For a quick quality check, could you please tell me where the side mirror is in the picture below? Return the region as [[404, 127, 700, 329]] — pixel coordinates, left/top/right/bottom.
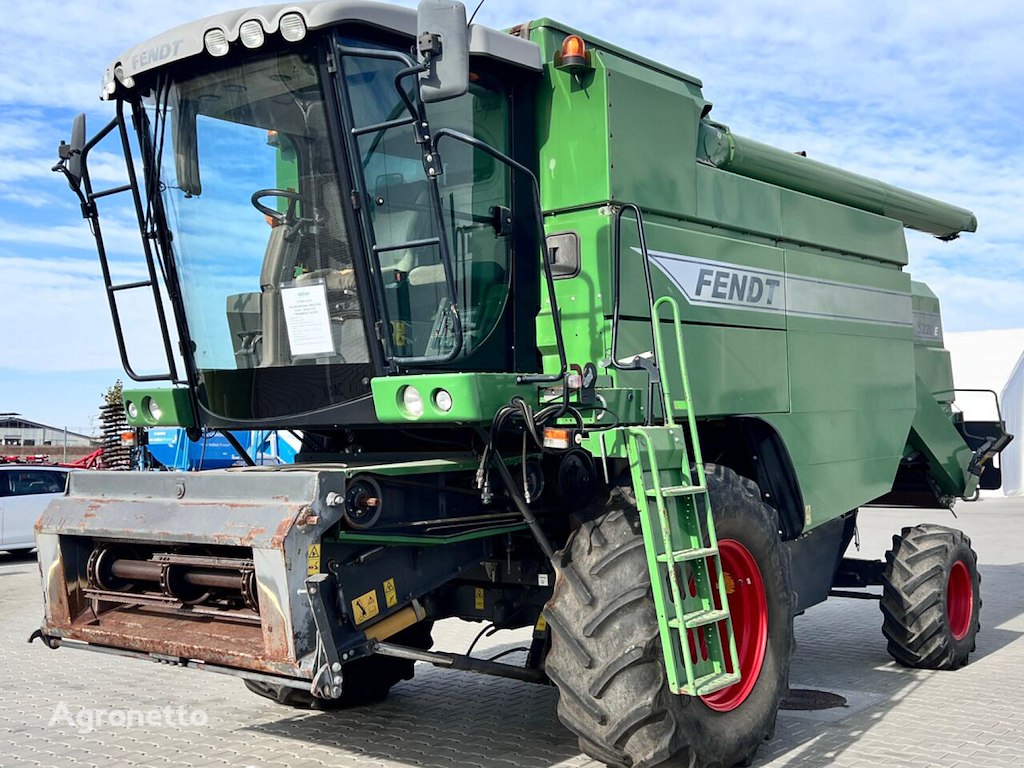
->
[[416, 0, 469, 103], [60, 112, 87, 185]]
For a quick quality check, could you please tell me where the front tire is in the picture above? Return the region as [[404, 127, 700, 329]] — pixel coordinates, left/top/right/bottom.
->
[[881, 524, 980, 670], [545, 464, 793, 768], [244, 620, 434, 710]]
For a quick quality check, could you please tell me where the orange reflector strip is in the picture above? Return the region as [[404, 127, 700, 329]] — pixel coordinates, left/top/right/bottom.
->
[[543, 428, 571, 449]]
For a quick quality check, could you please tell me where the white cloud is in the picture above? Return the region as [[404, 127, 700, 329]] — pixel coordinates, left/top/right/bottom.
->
[[0, 1, 247, 109], [0, 214, 141, 256], [0, 253, 175, 374]]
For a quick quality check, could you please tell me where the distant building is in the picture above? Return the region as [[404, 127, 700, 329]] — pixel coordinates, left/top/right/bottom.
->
[[0, 414, 95, 448]]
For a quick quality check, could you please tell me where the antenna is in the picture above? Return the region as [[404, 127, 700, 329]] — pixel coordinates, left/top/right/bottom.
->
[[468, 0, 486, 26]]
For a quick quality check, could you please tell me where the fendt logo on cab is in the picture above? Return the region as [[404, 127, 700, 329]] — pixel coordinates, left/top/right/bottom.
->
[[694, 268, 782, 307], [131, 39, 185, 71]]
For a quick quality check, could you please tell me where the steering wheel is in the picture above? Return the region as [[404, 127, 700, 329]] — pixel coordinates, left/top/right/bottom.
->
[[251, 188, 306, 226]]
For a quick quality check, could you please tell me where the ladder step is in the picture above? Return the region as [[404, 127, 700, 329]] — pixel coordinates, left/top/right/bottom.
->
[[669, 608, 730, 630], [655, 546, 718, 564], [671, 400, 690, 412], [645, 484, 704, 497], [687, 670, 742, 697], [110, 279, 154, 293]]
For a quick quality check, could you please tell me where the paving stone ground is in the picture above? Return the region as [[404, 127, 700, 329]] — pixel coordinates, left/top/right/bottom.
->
[[1, 498, 1022, 768]]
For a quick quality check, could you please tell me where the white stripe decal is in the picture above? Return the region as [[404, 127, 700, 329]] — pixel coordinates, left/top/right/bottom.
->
[[638, 248, 913, 328]]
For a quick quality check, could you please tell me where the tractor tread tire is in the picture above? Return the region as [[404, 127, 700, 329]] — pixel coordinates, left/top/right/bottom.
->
[[545, 464, 792, 768], [244, 621, 433, 710], [881, 524, 980, 670]]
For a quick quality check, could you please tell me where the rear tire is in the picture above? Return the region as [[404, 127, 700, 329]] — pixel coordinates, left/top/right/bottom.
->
[[545, 464, 793, 768], [881, 524, 980, 670], [244, 621, 434, 710]]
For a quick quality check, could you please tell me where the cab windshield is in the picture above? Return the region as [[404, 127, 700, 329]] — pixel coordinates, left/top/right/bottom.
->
[[144, 39, 511, 422]]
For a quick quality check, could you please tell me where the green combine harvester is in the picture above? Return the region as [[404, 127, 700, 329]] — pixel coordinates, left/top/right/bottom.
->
[[39, 2, 1012, 766]]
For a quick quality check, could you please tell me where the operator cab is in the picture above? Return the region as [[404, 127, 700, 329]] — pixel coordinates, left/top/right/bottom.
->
[[63, 2, 543, 428]]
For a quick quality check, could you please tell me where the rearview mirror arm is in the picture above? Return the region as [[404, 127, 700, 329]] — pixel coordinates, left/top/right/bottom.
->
[[53, 117, 120, 220]]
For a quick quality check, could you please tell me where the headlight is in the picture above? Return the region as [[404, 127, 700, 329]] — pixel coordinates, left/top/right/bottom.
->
[[239, 20, 265, 49], [279, 13, 307, 42], [125, 400, 138, 419], [204, 29, 230, 57], [113, 64, 134, 89], [433, 389, 453, 413], [143, 396, 163, 422], [400, 386, 423, 418]]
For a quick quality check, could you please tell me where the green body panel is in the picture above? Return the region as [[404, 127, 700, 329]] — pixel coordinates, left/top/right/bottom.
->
[[537, 202, 925, 529], [694, 165, 911, 265], [905, 283, 971, 494], [911, 281, 956, 402], [530, 19, 704, 217], [908, 376, 973, 496], [526, 21, 976, 530], [123, 387, 196, 428], [371, 373, 524, 423]]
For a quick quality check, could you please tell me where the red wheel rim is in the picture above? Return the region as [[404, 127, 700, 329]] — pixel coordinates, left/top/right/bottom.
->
[[701, 539, 768, 712], [946, 560, 973, 641]]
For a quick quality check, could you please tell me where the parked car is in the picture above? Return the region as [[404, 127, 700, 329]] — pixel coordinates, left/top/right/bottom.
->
[[0, 465, 69, 552]]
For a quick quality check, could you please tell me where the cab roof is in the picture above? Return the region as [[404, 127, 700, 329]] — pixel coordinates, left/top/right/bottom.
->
[[101, 0, 541, 99]]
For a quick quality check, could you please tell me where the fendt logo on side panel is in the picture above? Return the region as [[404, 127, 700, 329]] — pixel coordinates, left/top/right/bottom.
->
[[639, 249, 787, 314], [694, 268, 783, 308], [642, 247, 914, 328]]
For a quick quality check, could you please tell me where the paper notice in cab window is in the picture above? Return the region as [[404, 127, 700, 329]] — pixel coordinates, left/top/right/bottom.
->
[[281, 281, 335, 357]]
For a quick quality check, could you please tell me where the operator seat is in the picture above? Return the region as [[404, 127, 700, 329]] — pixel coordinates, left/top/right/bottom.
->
[[224, 222, 300, 369]]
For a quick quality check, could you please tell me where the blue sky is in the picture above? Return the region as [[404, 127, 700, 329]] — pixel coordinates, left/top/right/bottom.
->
[[1, 0, 1022, 431]]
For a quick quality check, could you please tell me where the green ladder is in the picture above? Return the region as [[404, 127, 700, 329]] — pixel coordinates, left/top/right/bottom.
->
[[625, 296, 741, 696]]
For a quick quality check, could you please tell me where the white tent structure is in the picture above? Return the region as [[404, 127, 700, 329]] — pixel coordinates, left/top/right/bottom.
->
[[1001, 350, 1024, 496], [945, 329, 1024, 497]]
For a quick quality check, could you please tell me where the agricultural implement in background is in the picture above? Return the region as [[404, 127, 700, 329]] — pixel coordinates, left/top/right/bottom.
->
[[37, 2, 1011, 766]]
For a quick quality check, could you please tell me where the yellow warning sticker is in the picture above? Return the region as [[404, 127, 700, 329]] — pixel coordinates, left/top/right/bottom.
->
[[534, 614, 547, 633], [351, 589, 380, 625], [307, 543, 321, 576], [383, 578, 398, 608], [392, 321, 407, 346], [474, 587, 485, 611]]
